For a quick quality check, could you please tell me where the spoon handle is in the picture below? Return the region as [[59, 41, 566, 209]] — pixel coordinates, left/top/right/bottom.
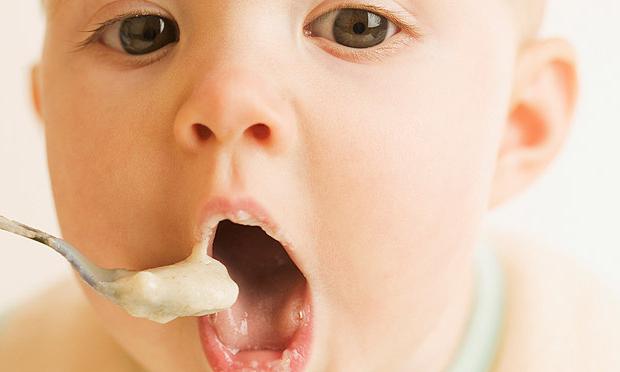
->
[[0, 214, 117, 286]]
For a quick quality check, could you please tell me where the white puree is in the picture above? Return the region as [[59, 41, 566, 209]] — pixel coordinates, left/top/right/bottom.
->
[[99, 239, 239, 324]]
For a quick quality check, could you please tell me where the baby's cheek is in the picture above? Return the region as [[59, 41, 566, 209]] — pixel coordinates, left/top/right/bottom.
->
[[302, 39, 508, 359], [42, 55, 194, 269]]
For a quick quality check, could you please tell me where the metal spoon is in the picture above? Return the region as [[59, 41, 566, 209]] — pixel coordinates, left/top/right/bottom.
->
[[0, 214, 238, 323], [0, 214, 131, 288]]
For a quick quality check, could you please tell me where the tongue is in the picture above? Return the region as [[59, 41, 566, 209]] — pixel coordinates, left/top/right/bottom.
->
[[210, 220, 306, 352], [209, 280, 306, 351]]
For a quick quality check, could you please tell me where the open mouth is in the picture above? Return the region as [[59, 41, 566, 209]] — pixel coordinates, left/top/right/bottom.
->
[[198, 219, 312, 372]]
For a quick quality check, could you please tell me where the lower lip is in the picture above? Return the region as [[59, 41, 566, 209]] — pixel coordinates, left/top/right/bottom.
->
[[197, 287, 313, 372]]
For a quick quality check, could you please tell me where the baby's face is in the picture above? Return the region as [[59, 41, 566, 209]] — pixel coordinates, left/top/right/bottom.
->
[[37, 0, 519, 370]]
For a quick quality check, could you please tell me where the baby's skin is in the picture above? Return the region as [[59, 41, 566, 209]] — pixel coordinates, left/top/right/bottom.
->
[[1, 0, 620, 371]]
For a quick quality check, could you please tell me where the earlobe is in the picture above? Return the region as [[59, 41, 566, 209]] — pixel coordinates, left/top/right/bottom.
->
[[489, 38, 579, 209], [30, 63, 43, 123]]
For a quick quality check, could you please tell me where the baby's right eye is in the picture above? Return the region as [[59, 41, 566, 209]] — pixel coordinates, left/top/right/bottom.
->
[[99, 15, 180, 55]]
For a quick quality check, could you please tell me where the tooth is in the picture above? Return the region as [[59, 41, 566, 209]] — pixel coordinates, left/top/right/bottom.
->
[[269, 351, 293, 371], [234, 210, 252, 223]]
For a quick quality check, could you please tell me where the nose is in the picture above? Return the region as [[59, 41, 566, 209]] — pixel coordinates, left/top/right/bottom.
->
[[173, 66, 296, 155]]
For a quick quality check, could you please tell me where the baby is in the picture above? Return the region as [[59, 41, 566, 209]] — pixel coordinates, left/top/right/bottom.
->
[[1, 0, 619, 371]]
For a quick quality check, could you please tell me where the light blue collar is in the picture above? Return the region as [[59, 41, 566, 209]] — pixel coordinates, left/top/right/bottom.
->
[[446, 238, 506, 372]]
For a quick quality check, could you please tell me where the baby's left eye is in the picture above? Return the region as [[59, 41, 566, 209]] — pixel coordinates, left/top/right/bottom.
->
[[99, 15, 180, 55], [305, 8, 398, 49]]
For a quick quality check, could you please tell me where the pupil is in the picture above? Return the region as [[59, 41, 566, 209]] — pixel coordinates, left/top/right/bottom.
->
[[353, 22, 366, 34], [143, 25, 159, 41]]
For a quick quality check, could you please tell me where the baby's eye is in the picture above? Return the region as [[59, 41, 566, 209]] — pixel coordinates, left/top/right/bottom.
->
[[305, 8, 399, 50], [99, 15, 180, 55]]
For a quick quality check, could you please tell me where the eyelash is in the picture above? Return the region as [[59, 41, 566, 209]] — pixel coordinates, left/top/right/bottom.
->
[[72, 8, 171, 67], [304, 2, 423, 63], [73, 3, 423, 65]]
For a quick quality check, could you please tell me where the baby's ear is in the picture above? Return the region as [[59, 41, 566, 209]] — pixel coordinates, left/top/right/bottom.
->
[[489, 38, 578, 209], [30, 63, 43, 124]]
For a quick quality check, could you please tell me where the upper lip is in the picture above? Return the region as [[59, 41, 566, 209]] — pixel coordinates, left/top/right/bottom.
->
[[195, 195, 293, 259]]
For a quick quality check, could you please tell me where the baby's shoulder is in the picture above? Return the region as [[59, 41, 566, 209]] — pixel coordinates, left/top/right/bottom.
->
[[488, 230, 620, 372], [0, 276, 141, 372]]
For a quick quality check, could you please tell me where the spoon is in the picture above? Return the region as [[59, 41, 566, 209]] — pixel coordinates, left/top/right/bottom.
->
[[0, 214, 238, 323]]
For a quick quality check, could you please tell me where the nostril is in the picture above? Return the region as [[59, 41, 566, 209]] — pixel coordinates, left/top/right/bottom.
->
[[190, 123, 271, 145], [250, 123, 271, 141], [192, 123, 213, 141]]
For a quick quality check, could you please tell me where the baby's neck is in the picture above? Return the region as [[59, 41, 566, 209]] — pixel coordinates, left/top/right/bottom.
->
[[405, 250, 477, 371]]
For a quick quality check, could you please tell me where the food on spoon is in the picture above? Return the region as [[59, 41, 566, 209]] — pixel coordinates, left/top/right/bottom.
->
[[99, 238, 238, 324]]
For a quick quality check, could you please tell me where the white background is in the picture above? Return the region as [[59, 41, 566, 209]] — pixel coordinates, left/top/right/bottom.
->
[[1, 1, 619, 310]]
